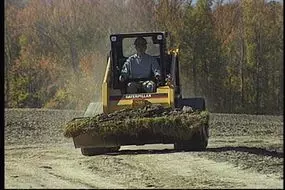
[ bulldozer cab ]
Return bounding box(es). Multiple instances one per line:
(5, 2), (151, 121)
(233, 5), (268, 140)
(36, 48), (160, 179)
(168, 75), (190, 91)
(109, 32), (178, 93)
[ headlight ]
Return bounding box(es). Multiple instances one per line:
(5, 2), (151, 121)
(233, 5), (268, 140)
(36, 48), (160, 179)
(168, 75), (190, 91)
(111, 36), (117, 42)
(157, 34), (162, 40)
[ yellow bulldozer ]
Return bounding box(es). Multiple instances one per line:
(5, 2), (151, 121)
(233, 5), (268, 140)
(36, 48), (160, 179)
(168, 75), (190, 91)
(70, 32), (209, 156)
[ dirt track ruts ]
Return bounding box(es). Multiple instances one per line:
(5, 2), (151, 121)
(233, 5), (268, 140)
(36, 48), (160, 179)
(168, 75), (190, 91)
(4, 108), (283, 189)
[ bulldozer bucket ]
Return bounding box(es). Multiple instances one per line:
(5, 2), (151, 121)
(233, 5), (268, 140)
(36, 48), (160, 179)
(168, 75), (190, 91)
(83, 102), (103, 117)
(72, 128), (196, 148)
(72, 123), (209, 150)
(72, 102), (104, 148)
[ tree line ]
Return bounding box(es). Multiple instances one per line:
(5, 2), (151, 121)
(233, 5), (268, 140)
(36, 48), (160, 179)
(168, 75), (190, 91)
(5, 0), (283, 115)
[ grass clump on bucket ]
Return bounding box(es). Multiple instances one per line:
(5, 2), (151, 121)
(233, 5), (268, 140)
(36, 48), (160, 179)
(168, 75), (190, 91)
(63, 105), (209, 141)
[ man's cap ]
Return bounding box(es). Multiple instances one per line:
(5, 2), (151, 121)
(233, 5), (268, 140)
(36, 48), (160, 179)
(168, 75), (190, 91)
(134, 37), (147, 46)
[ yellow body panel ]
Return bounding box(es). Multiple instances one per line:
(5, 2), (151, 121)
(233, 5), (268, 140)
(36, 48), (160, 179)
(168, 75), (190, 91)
(102, 58), (111, 113)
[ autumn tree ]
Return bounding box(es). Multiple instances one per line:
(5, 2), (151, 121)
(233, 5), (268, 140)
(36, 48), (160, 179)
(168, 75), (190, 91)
(154, 0), (186, 47)
(179, 0), (226, 112)
(4, 0), (283, 114)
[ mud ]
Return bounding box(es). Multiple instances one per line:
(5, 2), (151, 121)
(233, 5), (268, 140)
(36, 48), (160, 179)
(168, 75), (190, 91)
(4, 109), (283, 189)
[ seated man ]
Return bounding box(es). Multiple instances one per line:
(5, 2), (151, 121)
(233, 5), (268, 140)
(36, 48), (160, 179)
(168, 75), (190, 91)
(119, 37), (161, 94)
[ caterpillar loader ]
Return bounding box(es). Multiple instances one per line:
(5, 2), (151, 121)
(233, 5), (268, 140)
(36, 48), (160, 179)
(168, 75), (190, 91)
(72, 32), (209, 156)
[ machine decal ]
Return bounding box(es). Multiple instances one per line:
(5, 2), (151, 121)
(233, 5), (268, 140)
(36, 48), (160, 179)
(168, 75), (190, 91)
(109, 93), (168, 101)
(125, 94), (151, 99)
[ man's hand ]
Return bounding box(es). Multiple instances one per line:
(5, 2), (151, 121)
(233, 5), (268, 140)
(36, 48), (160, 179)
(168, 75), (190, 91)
(119, 75), (126, 82)
(155, 74), (161, 81)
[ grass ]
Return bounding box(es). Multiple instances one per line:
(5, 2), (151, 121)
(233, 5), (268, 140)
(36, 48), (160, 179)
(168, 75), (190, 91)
(63, 105), (209, 141)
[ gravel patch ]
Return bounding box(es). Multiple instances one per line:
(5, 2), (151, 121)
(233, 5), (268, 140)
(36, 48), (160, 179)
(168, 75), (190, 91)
(209, 113), (283, 137)
(4, 109), (283, 180)
(5, 108), (83, 145)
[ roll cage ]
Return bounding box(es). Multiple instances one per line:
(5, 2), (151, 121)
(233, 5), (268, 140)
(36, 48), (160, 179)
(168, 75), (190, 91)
(109, 32), (168, 89)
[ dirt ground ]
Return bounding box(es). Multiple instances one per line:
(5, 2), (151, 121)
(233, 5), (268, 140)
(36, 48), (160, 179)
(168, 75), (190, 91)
(4, 109), (284, 189)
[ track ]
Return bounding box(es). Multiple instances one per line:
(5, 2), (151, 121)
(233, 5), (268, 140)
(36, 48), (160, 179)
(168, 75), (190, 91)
(4, 109), (283, 189)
